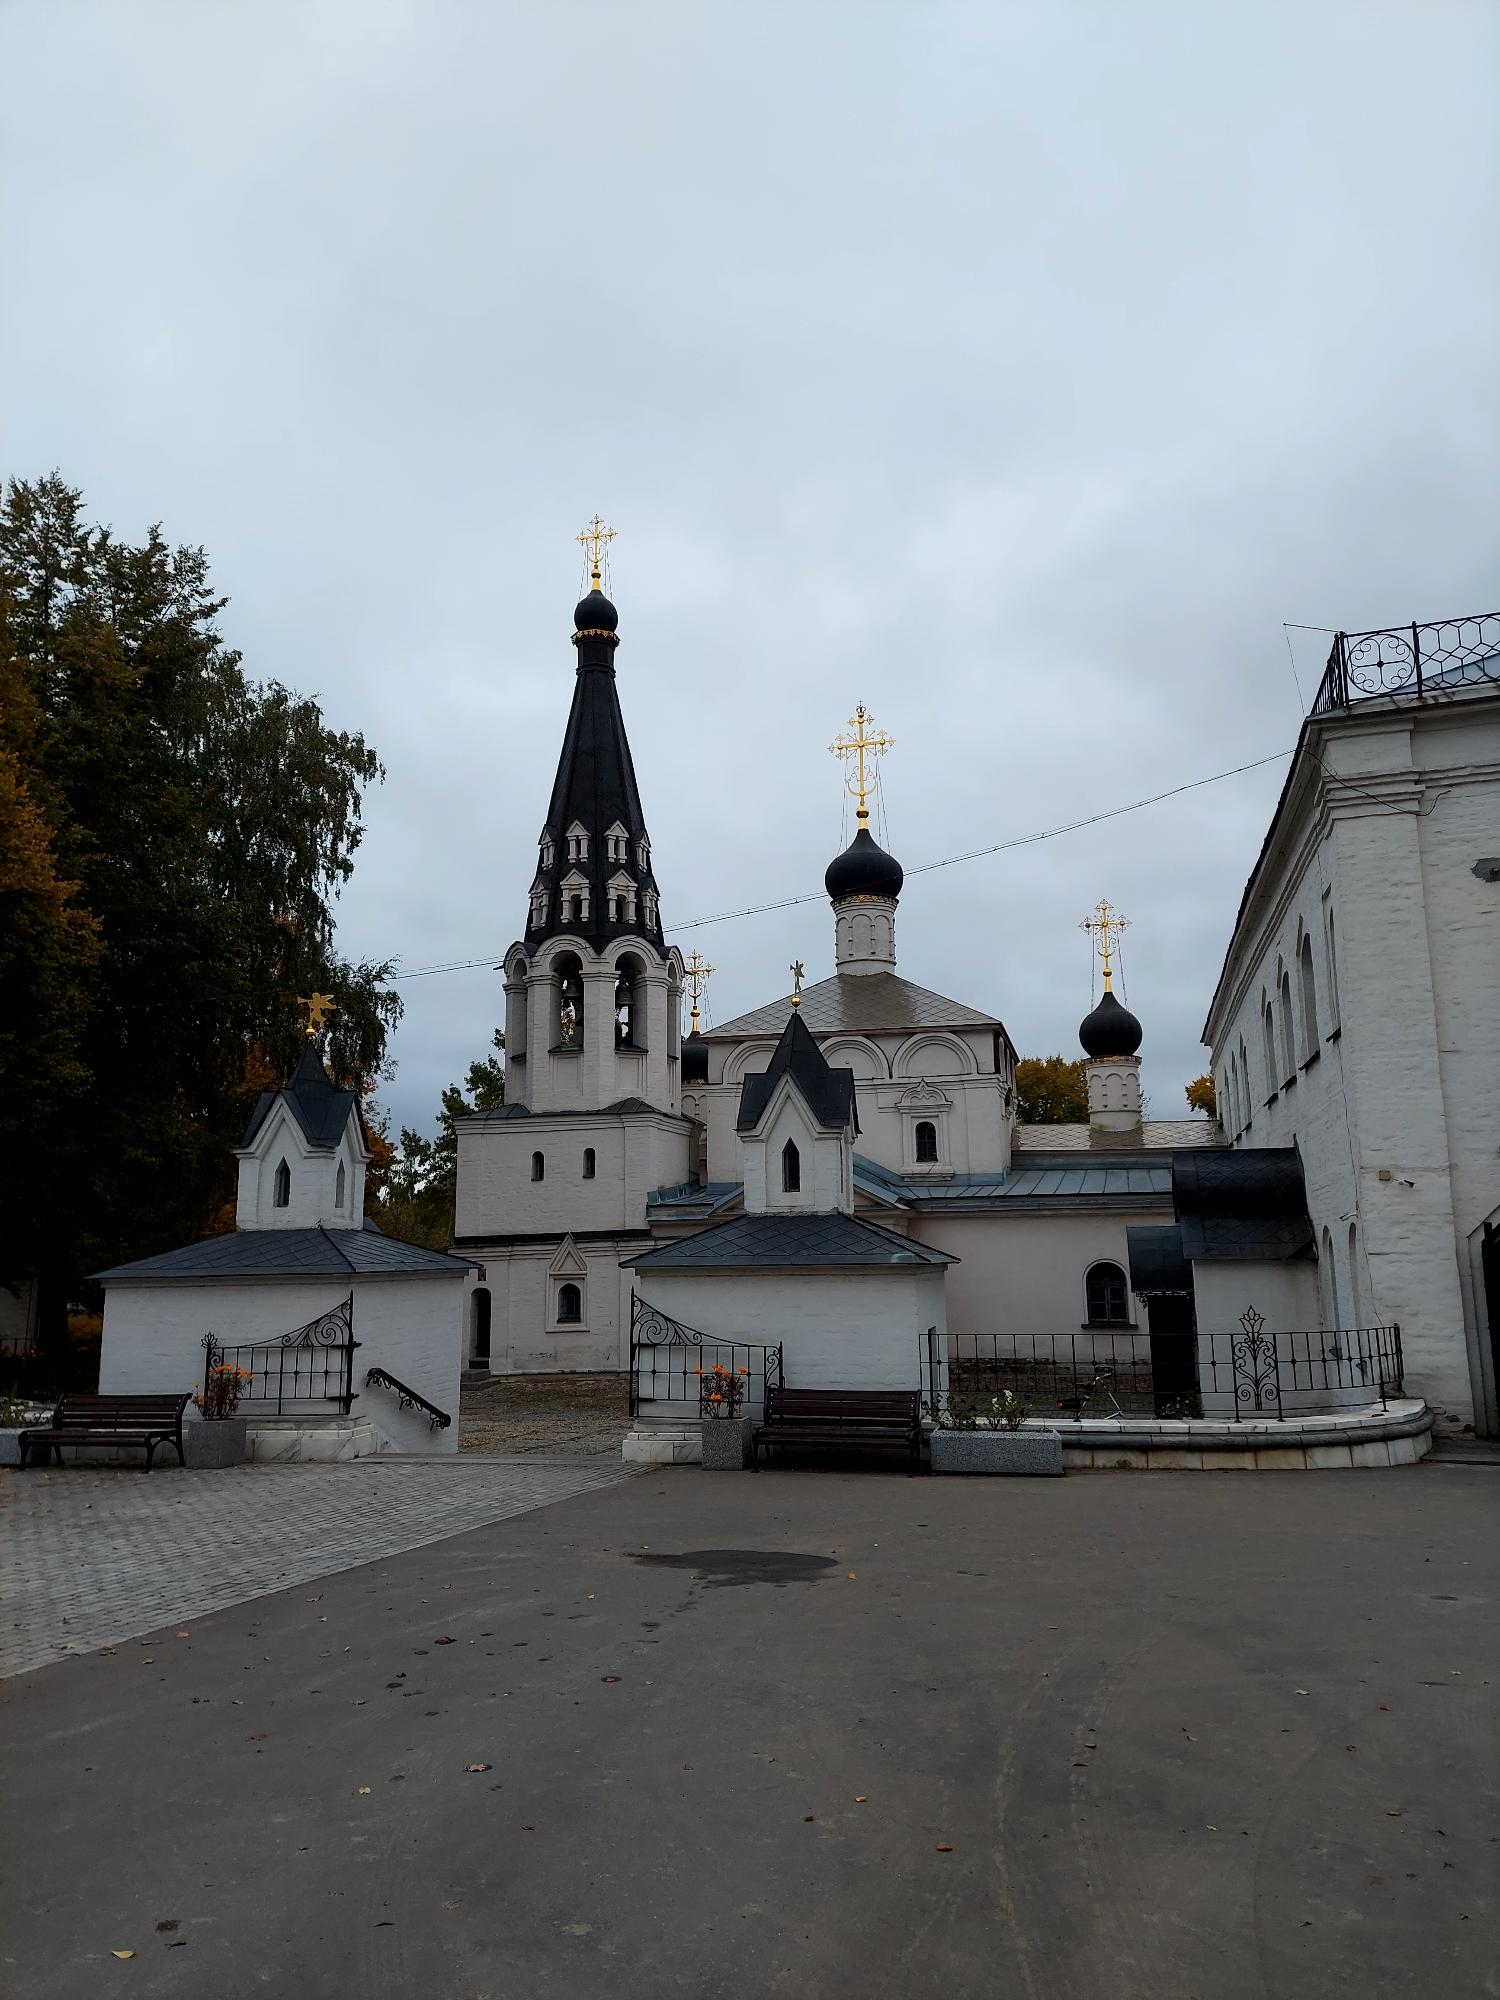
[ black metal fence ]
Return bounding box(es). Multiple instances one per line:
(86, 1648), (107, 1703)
(203, 1294), (359, 1416)
(1312, 613), (1499, 715)
(921, 1316), (1404, 1423)
(629, 1292), (783, 1421)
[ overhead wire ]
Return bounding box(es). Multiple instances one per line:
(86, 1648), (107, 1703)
(387, 746), (1293, 981)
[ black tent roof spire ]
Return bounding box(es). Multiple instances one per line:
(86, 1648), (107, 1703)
(525, 520), (664, 954)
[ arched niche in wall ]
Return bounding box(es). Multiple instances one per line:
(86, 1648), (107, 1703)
(893, 1032), (977, 1080)
(723, 1040), (780, 1086)
(819, 1036), (886, 1080)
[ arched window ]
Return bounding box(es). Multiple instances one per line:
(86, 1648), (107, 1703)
(1325, 909), (1340, 1027)
(557, 1282), (582, 1324)
(1279, 970), (1295, 1081)
(531, 1151), (545, 1182)
(471, 1287), (491, 1364)
(1085, 1261), (1129, 1326)
(1262, 1000), (1277, 1101)
(273, 1158), (291, 1208)
(583, 1147), (596, 1179)
(1238, 1037), (1250, 1126)
(1347, 1221), (1362, 1328)
(915, 1120), (939, 1163)
(1299, 933), (1319, 1057)
(781, 1139), (801, 1193)
(335, 1161), (346, 1209)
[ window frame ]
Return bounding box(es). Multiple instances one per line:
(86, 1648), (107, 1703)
(1083, 1260), (1131, 1328)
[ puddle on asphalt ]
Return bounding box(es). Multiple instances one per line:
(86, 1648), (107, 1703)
(629, 1549), (838, 1589)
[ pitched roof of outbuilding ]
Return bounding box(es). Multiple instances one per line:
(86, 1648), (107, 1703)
(711, 972), (1006, 1042)
(625, 1210), (956, 1270)
(93, 1220), (470, 1282)
(735, 1011), (858, 1134)
(240, 1047), (364, 1152)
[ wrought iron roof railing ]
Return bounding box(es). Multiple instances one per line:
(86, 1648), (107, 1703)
(1312, 613), (1500, 716)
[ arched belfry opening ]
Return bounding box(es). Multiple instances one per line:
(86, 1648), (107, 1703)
(615, 954), (645, 1048)
(554, 953), (584, 1049)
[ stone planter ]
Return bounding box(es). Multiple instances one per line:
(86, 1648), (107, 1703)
(929, 1427), (1063, 1477)
(183, 1417), (247, 1470)
(0, 1429), (24, 1468)
(700, 1414), (754, 1470)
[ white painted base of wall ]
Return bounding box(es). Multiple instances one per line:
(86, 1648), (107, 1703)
(1054, 1398), (1433, 1470)
(622, 1425), (702, 1465)
(247, 1418), (385, 1463)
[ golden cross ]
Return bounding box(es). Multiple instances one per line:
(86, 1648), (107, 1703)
(829, 703), (894, 827)
(790, 960), (805, 1008)
(683, 950), (714, 1035)
(1080, 900), (1129, 994)
(576, 513), (616, 590)
(298, 991), (338, 1038)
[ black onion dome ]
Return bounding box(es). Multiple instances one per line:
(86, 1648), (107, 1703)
(681, 1029), (709, 1085)
(824, 827), (904, 902)
(1079, 989), (1143, 1058)
(574, 587), (618, 632)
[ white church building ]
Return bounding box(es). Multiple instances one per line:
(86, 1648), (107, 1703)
(452, 557), (1484, 1454)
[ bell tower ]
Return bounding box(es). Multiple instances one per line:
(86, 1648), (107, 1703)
(501, 521), (683, 1116)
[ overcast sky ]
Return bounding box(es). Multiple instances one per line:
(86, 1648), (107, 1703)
(6, 2), (1497, 1136)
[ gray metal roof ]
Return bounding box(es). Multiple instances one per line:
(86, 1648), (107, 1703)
(710, 972), (1004, 1041)
(241, 1046), (363, 1152)
(646, 1153), (1176, 1214)
(461, 1097), (682, 1123)
(626, 1211), (957, 1270)
(1015, 1120), (1224, 1151)
(736, 1011), (857, 1133)
(95, 1221), (471, 1283)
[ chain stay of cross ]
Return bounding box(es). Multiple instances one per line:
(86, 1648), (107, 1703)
(829, 704), (894, 826)
(683, 949), (714, 1034)
(576, 514), (616, 589)
(1080, 899), (1129, 992)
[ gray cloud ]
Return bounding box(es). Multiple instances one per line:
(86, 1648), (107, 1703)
(5, 0), (1496, 1133)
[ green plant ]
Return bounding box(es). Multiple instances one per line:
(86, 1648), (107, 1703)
(928, 1391), (1031, 1431)
(989, 1391), (1029, 1431)
(0, 1383), (29, 1426)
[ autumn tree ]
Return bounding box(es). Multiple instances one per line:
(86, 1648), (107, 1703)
(1014, 1054), (1089, 1124)
(375, 1032), (505, 1249)
(1185, 1073), (1217, 1117)
(0, 475), (400, 1364)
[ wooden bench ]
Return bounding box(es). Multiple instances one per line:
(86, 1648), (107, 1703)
(753, 1386), (924, 1470)
(19, 1394), (192, 1472)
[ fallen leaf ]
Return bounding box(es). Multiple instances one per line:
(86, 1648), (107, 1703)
(155, 1920), (179, 1933)
(1295, 1689), (1310, 1697)
(167, 1940), (187, 1948)
(357, 1786), (372, 1795)
(1207, 1825), (1218, 1832)
(112, 1949), (135, 1959)
(935, 1844), (953, 1853)
(176, 1631), (190, 1639)
(465, 1763), (491, 1773)
(803, 1814), (816, 1822)
(1385, 1808), (1405, 1817)
(1379, 1703), (1390, 1712)
(434, 1636), (456, 1646)
(1347, 1745), (1358, 1752)
(847, 1572), (857, 1580)
(855, 1796), (868, 1804)
(601, 1675), (621, 1684)
(1299, 1920), (1313, 1927)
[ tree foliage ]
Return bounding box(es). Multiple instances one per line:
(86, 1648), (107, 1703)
(0, 475), (400, 1356)
(1014, 1054), (1089, 1124)
(1185, 1073), (1217, 1117)
(375, 1033), (505, 1249)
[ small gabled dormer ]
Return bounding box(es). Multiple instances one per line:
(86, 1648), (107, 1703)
(565, 820), (590, 866)
(604, 820), (631, 866)
(234, 1047), (370, 1230)
(735, 1011), (858, 1215)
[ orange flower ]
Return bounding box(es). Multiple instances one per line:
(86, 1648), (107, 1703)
(738, 1366), (749, 1375)
(693, 1367), (704, 1375)
(707, 1393), (722, 1403)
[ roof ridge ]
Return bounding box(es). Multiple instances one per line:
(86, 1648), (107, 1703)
(318, 1222), (359, 1272)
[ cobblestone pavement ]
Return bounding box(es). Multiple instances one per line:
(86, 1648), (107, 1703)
(458, 1383), (629, 1458)
(0, 1457), (635, 1680)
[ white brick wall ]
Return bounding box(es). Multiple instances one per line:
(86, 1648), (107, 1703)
(1205, 690), (1500, 1433)
(99, 1274), (466, 1453)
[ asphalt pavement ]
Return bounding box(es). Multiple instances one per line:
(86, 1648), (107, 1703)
(2, 1462), (1495, 1998)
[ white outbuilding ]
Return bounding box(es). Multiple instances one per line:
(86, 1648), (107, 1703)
(96, 1047), (471, 1458)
